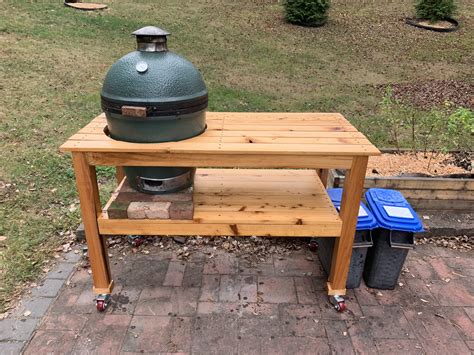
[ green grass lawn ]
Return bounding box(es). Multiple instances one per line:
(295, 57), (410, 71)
(0, 0), (472, 311)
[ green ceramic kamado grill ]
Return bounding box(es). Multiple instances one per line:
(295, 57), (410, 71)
(101, 26), (208, 194)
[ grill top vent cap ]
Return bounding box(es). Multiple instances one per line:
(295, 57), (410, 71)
(132, 26), (170, 52)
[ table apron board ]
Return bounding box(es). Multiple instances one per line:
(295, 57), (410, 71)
(85, 152), (354, 169)
(97, 219), (343, 237)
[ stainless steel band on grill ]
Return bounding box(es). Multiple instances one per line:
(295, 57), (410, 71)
(100, 26), (208, 194)
(100, 95), (208, 118)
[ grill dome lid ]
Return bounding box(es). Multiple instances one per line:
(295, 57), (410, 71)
(101, 26), (207, 114)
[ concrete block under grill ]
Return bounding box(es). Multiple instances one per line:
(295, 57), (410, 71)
(106, 179), (194, 220)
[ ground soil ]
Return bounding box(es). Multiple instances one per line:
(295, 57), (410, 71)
(387, 80), (474, 110)
(367, 152), (471, 176)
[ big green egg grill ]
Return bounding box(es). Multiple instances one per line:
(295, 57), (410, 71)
(101, 26), (208, 194)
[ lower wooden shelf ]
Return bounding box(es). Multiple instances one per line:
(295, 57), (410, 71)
(98, 169), (342, 237)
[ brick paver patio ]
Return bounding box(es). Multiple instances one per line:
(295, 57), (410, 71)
(20, 243), (474, 354)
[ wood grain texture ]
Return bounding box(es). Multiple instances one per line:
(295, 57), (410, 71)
(60, 113), (380, 156)
(98, 169), (342, 237)
(331, 170), (474, 211)
(328, 156), (369, 292)
(115, 166), (125, 184)
(86, 152), (354, 169)
(72, 153), (113, 293)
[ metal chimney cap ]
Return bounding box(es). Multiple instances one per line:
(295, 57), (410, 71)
(132, 26), (170, 37)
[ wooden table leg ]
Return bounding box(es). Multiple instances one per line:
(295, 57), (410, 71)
(115, 166), (125, 185)
(327, 156), (368, 296)
(317, 169), (329, 188)
(72, 153), (113, 295)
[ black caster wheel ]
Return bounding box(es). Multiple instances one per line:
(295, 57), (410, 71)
(308, 238), (318, 252)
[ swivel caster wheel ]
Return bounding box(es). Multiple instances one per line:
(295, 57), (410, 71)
(127, 235), (144, 247)
(329, 295), (346, 313)
(96, 294), (111, 312)
(308, 239), (318, 252)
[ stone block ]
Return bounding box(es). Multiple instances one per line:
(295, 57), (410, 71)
(169, 201), (194, 220)
(24, 330), (77, 354)
(261, 337), (330, 354)
(0, 319), (38, 341)
(31, 279), (65, 298)
(75, 223), (85, 242)
(0, 341), (25, 354)
(257, 276), (297, 303)
(15, 297), (53, 319)
(182, 262), (204, 288)
(118, 181), (193, 202)
(294, 276), (318, 305)
(107, 180), (194, 219)
(163, 261), (186, 287)
(219, 275), (257, 303)
(47, 262), (76, 280)
(135, 287), (199, 316)
(280, 304), (324, 337)
(192, 314), (239, 354)
(203, 253), (238, 274)
(73, 314), (131, 354)
(127, 202), (171, 219)
(107, 200), (129, 219)
(39, 313), (88, 331)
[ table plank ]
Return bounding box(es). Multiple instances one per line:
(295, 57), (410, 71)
(61, 112), (380, 157)
(98, 169), (342, 237)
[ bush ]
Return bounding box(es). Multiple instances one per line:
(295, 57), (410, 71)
(284, 0), (331, 27)
(415, 0), (456, 21)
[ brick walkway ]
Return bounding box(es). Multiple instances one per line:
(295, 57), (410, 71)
(20, 243), (474, 354)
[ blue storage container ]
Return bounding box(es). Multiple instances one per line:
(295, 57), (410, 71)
(317, 188), (378, 289)
(364, 188), (424, 290)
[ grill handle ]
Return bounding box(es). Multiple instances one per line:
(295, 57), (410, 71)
(121, 106), (147, 118)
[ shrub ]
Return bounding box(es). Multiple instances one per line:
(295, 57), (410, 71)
(284, 0), (331, 27)
(415, 0), (456, 21)
(444, 107), (474, 153)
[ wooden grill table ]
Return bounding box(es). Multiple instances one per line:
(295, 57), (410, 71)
(60, 112), (380, 312)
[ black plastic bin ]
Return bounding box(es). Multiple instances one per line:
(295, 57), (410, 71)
(317, 188), (378, 289)
(363, 188), (424, 290)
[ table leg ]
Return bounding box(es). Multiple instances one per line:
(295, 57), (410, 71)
(317, 169), (329, 188)
(72, 153), (113, 295)
(327, 156), (368, 295)
(115, 166), (125, 185)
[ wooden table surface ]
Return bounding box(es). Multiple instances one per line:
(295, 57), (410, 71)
(61, 112), (379, 155)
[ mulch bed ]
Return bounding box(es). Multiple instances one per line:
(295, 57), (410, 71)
(378, 80), (474, 110)
(368, 152), (471, 177)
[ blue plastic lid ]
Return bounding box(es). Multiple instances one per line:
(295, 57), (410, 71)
(327, 188), (378, 231)
(365, 188), (424, 233)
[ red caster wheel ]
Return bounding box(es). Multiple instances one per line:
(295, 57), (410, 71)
(329, 295), (346, 313)
(308, 241), (318, 252)
(96, 300), (106, 312)
(96, 294), (111, 312)
(335, 301), (346, 312)
(127, 235), (144, 247)
(133, 239), (143, 247)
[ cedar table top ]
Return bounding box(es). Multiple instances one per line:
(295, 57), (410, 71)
(60, 112), (380, 157)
